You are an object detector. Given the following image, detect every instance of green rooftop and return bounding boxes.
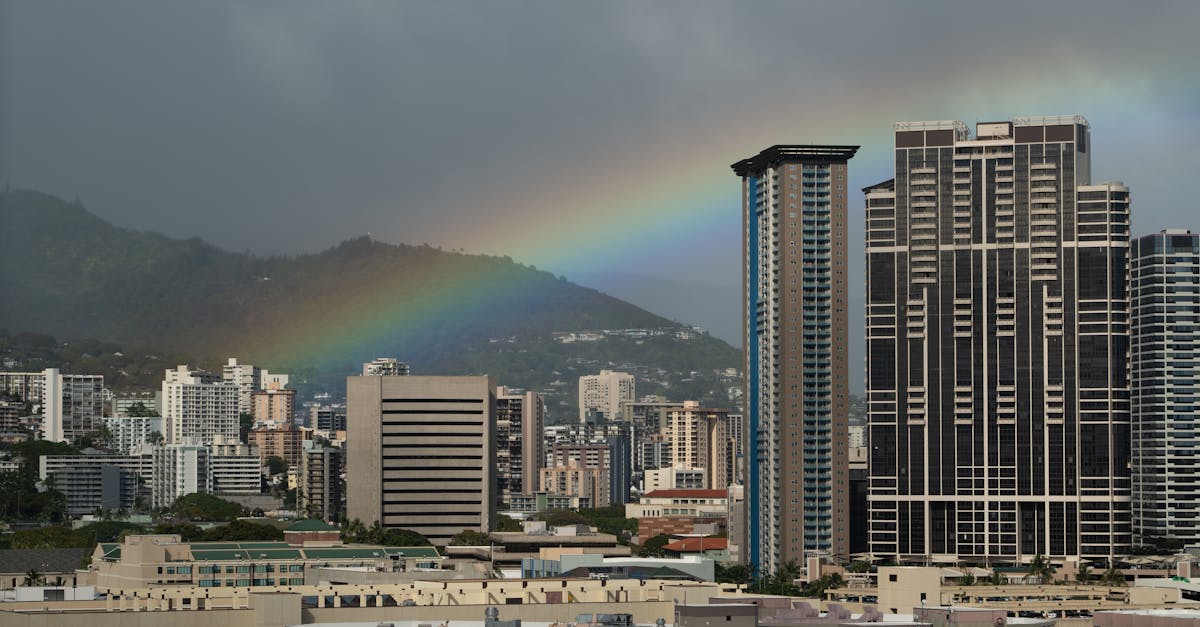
[287,519,339,532]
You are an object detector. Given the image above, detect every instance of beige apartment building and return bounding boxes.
[251,387,295,425]
[539,464,609,508]
[663,401,732,490]
[347,375,496,545]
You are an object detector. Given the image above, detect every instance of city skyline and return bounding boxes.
[4,2,1199,359]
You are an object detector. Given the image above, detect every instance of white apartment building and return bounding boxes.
[103,415,163,454]
[578,370,634,423]
[162,366,238,445]
[42,368,105,443]
[152,442,209,508]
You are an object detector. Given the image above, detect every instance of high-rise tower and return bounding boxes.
[1131,229,1200,543]
[866,116,1131,561]
[733,145,857,571]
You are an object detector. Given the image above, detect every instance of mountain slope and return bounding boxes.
[0,190,741,418]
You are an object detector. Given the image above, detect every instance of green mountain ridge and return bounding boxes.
[0,190,741,419]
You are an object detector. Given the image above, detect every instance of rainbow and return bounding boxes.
[238,69,1163,382]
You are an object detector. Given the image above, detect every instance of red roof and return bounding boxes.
[642,489,727,499]
[663,537,728,553]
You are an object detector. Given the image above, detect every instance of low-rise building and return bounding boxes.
[663,538,729,562]
[89,530,440,592]
[509,492,592,514]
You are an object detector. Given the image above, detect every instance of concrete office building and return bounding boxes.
[300,445,343,521]
[865,116,1131,561]
[578,370,635,423]
[347,375,496,544]
[733,145,856,570]
[1132,230,1200,543]
[496,386,545,505]
[162,366,239,445]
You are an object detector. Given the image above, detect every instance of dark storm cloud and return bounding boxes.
[2,1,1198,356]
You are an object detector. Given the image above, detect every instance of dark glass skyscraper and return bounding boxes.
[866,116,1131,561]
[733,145,857,571]
[1132,230,1200,543]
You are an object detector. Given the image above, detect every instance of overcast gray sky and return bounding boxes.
[3,2,1198,389]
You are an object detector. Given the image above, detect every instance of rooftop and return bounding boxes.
[641,489,727,500]
[731,145,859,176]
[663,538,727,553]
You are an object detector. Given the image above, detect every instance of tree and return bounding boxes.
[78,520,146,543]
[988,569,1006,586]
[9,526,92,549]
[748,560,801,596]
[23,569,46,587]
[715,562,755,586]
[531,509,587,527]
[145,430,164,446]
[1100,566,1126,587]
[1076,563,1093,583]
[1027,554,1055,584]
[494,514,522,532]
[847,560,871,573]
[379,528,432,547]
[803,572,844,598]
[125,402,156,417]
[265,455,287,476]
[150,521,204,541]
[202,520,284,542]
[959,573,977,586]
[449,529,492,546]
[637,534,670,557]
[169,493,245,522]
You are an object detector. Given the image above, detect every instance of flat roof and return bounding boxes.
[731,145,859,176]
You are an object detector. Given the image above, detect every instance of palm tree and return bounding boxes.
[1027,554,1055,584]
[959,573,977,586]
[989,569,1006,586]
[22,569,45,587]
[1101,566,1126,587]
[1076,563,1092,583]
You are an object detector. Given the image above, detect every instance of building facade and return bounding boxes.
[1132,229,1200,543]
[865,116,1131,561]
[152,443,210,508]
[578,370,634,423]
[347,375,496,544]
[362,357,410,377]
[162,366,239,445]
[733,145,856,570]
[663,401,732,490]
[300,446,343,521]
[250,427,306,468]
[252,388,296,426]
[495,386,545,505]
[209,437,263,496]
[539,465,610,508]
[103,415,163,454]
[42,368,105,443]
